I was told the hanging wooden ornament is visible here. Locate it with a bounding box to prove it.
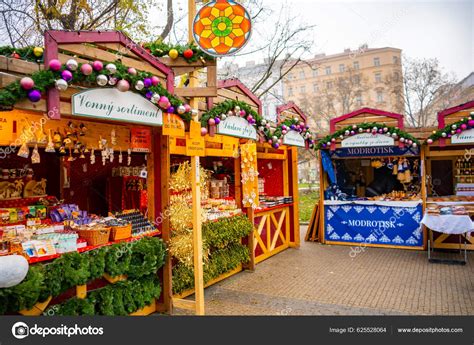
[37,121,47,144]
[127,148,132,166]
[17,140,29,158]
[90,148,96,165]
[31,144,40,164]
[111,129,117,146]
[45,129,56,153]
[118,149,123,164]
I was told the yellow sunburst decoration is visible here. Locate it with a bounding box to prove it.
[193,0,252,56]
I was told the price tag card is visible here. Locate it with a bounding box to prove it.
[186,136,205,156]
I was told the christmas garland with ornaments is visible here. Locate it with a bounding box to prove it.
[316,122,420,150]
[426,112,474,144]
[199,99,315,148]
[0,58,197,121]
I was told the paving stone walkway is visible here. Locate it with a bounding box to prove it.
[176,226,474,315]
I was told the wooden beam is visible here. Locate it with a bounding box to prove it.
[158,57,215,68]
[172,298,196,311]
[175,86,217,97]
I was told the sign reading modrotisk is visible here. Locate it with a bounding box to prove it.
[72,89,163,126]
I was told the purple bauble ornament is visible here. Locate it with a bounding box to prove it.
[151,76,160,86]
[378,129,383,133]
[247,115,253,122]
[167,106,175,114]
[350,130,355,135]
[92,60,103,71]
[322,143,327,148]
[48,59,62,71]
[61,70,73,82]
[273,143,280,149]
[27,90,41,102]
[282,125,287,130]
[290,124,296,130]
[145,91,153,99]
[80,63,93,75]
[20,77,34,90]
[214,117,221,125]
[143,78,152,88]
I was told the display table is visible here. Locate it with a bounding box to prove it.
[323,200,423,248]
[421,214,474,234]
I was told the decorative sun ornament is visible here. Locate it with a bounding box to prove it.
[193,0,252,56]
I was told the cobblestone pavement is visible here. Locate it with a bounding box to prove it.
[176,226,474,315]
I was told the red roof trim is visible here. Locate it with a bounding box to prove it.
[330,107,404,132]
[217,78,262,115]
[437,100,474,129]
[276,101,307,122]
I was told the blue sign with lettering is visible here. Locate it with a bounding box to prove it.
[325,204,423,247]
[330,146,419,158]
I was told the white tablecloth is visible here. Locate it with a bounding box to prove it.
[421,214,474,234]
[324,200,422,207]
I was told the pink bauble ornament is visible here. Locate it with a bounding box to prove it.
[239,110,246,117]
[151,76,160,86]
[48,59,62,71]
[460,124,467,130]
[300,122,305,127]
[128,67,137,75]
[92,60,103,71]
[268,139,272,144]
[208,118,216,126]
[158,96,169,108]
[468,120,474,127]
[184,104,191,113]
[80,63,93,75]
[247,115,253,121]
[201,127,208,136]
[116,79,130,92]
[282,130,287,135]
[456,128,462,134]
[331,138,336,142]
[20,77,34,90]
[366,129,371,133]
[427,138,433,144]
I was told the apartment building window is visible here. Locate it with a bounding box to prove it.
[393,71,400,81]
[353,61,359,70]
[288,87,293,96]
[326,81,333,89]
[374,57,380,67]
[325,66,331,75]
[376,91,384,103]
[299,70,305,79]
[312,69,318,77]
[313,83,319,92]
[393,56,398,64]
[287,73,293,80]
[375,72,382,83]
[300,85,306,94]
[339,64,345,73]
[356,94,362,106]
[353,75,360,85]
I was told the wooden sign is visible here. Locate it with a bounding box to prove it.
[217,116,257,140]
[71,89,163,126]
[131,127,152,152]
[186,136,205,156]
[341,133,394,148]
[163,113,185,137]
[283,130,305,147]
[189,120,201,139]
[451,128,474,144]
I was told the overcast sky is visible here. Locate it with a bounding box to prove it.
[168,0,473,80]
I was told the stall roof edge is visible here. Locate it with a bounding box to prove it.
[276,101,307,122]
[330,107,404,132]
[437,100,474,129]
[217,78,262,114]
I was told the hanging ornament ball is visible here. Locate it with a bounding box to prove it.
[184,104,192,113]
[55,79,68,91]
[191,109,199,117]
[168,49,179,59]
[167,106,175,114]
[427,138,433,144]
[282,129,287,135]
[350,130,355,135]
[214,117,221,125]
[272,136,278,142]
[258,126,264,131]
[201,127,208,136]
[331,138,336,143]
[460,123,467,130]
[177,105,186,114]
[456,128,462,134]
[400,137,405,142]
[80,63,93,75]
[234,106,241,113]
[240,110,246,117]
[358,128,363,133]
[143,78,152,88]
[96,74,108,86]
[392,132,398,138]
[158,96,169,108]
[66,59,78,71]
[383,127,388,132]
[61,70,73,82]
[366,129,371,133]
[300,122,305,127]
[451,130,455,134]
[151,93,160,103]
[352,124,357,130]
[412,142,417,148]
[227,110,234,117]
[247,115,253,122]
[221,114,227,120]
[105,63,117,74]
[266,123,271,128]
[11,52,20,59]
[92,60,103,71]
[441,132,447,138]
[378,129,384,134]
[273,143,280,149]
[108,77,118,86]
[339,135,344,140]
[407,140,413,145]
[208,118,216,126]
[135,80,145,91]
[27,90,41,102]
[451,124,457,129]
[183,49,194,59]
[386,132,391,137]
[117,79,130,92]
[281,125,287,131]
[128,67,137,75]
[468,120,474,127]
[294,117,299,122]
[48,59,62,71]
[20,77,35,90]
[33,47,43,57]
[145,91,153,99]
[268,139,273,144]
[261,119,267,125]
[151,76,160,86]
[344,130,350,136]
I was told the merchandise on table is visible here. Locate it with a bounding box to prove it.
[114,209,157,236]
[202,198,242,221]
[428,195,474,202]
[258,195,293,208]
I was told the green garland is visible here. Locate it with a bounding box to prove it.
[172,243,250,295]
[203,215,253,250]
[0,59,193,121]
[0,46,43,63]
[316,122,420,150]
[265,118,314,148]
[426,113,474,143]
[143,42,214,63]
[0,236,166,314]
[200,99,263,127]
[45,276,161,316]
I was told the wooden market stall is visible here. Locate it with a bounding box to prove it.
[423,100,474,251]
[316,108,426,250]
[0,30,216,315]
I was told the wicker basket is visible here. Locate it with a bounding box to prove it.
[77,227,111,246]
[110,224,132,241]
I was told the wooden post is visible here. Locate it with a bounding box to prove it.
[420,145,428,250]
[318,151,326,243]
[290,146,300,247]
[245,208,256,271]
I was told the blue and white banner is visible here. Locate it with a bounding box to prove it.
[325,204,423,247]
[330,146,419,158]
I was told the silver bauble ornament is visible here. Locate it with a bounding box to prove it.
[151,93,160,103]
[177,105,186,114]
[191,109,199,116]
[135,80,145,90]
[441,132,447,137]
[234,106,241,112]
[221,114,227,120]
[66,59,78,71]
[55,79,68,91]
[106,63,117,74]
[96,74,108,86]
[108,77,118,86]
